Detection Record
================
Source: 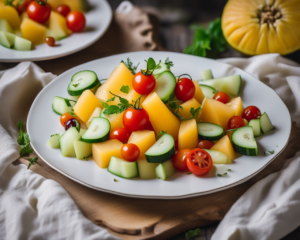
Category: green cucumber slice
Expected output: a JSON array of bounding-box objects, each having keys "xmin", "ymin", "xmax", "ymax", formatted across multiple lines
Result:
[
  {"xmin": 232, "ymin": 126, "xmax": 258, "ymax": 156},
  {"xmin": 200, "ymin": 69, "xmax": 213, "ymax": 80},
  {"xmin": 108, "ymin": 156, "xmax": 139, "ymax": 178},
  {"xmin": 73, "ymin": 140, "xmax": 92, "ymax": 160},
  {"xmin": 199, "ymin": 84, "xmax": 218, "ymax": 98},
  {"xmin": 204, "ymin": 149, "xmax": 229, "ymax": 164},
  {"xmin": 13, "ymin": 36, "xmax": 32, "ymax": 51},
  {"xmin": 145, "ymin": 133, "xmax": 175, "ymax": 163},
  {"xmin": 68, "ymin": 70, "xmax": 100, "ymax": 96},
  {"xmin": 0, "ymin": 19, "xmax": 13, "ymax": 33},
  {"xmin": 154, "ymin": 71, "xmax": 176, "ymax": 102},
  {"xmin": 260, "ymin": 112, "xmax": 274, "ymax": 134},
  {"xmin": 155, "ymin": 159, "xmax": 175, "ymax": 180},
  {"xmin": 47, "ymin": 134, "xmax": 60, "ymax": 148},
  {"xmin": 0, "ymin": 31, "xmax": 14, "ymax": 48},
  {"xmin": 59, "ymin": 127, "xmax": 81, "ymax": 157},
  {"xmin": 153, "ymin": 62, "xmax": 170, "ymax": 77},
  {"xmin": 248, "ymin": 119, "xmax": 261, "ymax": 137},
  {"xmin": 82, "ymin": 117, "xmax": 110, "ymax": 143},
  {"xmin": 197, "ymin": 122, "xmax": 224, "ymax": 141},
  {"xmin": 200, "ymin": 75, "xmax": 242, "ymax": 95},
  {"xmin": 52, "ymin": 96, "xmax": 73, "ymax": 115}
]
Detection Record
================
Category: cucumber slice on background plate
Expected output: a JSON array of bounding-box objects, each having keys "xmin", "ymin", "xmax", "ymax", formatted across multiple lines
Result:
[
  {"xmin": 154, "ymin": 71, "xmax": 176, "ymax": 102},
  {"xmin": 248, "ymin": 119, "xmax": 261, "ymax": 137},
  {"xmin": 108, "ymin": 156, "xmax": 139, "ymax": 178},
  {"xmin": 155, "ymin": 160, "xmax": 175, "ymax": 180},
  {"xmin": 52, "ymin": 96, "xmax": 74, "ymax": 115},
  {"xmin": 14, "ymin": 36, "xmax": 32, "ymax": 51},
  {"xmin": 145, "ymin": 133, "xmax": 175, "ymax": 163},
  {"xmin": 59, "ymin": 127, "xmax": 81, "ymax": 157},
  {"xmin": 68, "ymin": 70, "xmax": 100, "ymax": 96},
  {"xmin": 199, "ymin": 84, "xmax": 218, "ymax": 99},
  {"xmin": 153, "ymin": 63, "xmax": 170, "ymax": 77},
  {"xmin": 200, "ymin": 75, "xmax": 242, "ymax": 96},
  {"xmin": 232, "ymin": 126, "xmax": 258, "ymax": 156},
  {"xmin": 200, "ymin": 69, "xmax": 213, "ymax": 80},
  {"xmin": 260, "ymin": 112, "xmax": 274, "ymax": 134},
  {"xmin": 0, "ymin": 31, "xmax": 14, "ymax": 48},
  {"xmin": 204, "ymin": 149, "xmax": 230, "ymax": 164},
  {"xmin": 197, "ymin": 122, "xmax": 224, "ymax": 141},
  {"xmin": 82, "ymin": 117, "xmax": 110, "ymax": 143}
]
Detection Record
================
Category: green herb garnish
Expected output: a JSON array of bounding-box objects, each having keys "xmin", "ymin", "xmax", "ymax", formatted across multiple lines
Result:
[
  {"xmin": 26, "ymin": 157, "xmax": 38, "ymax": 169},
  {"xmin": 190, "ymin": 107, "xmax": 201, "ymax": 117},
  {"xmin": 264, "ymin": 150, "xmax": 275, "ymax": 155},
  {"xmin": 121, "ymin": 58, "xmax": 139, "ymax": 75},
  {"xmin": 141, "ymin": 57, "xmax": 161, "ymax": 75},
  {"xmin": 156, "ymin": 130, "xmax": 167, "ymax": 140},
  {"xmin": 4, "ymin": 0, "xmax": 14, "ymax": 6},
  {"xmin": 185, "ymin": 228, "xmax": 201, "ymax": 239},
  {"xmin": 106, "ymin": 96, "xmax": 116, "ymax": 102},
  {"xmin": 73, "ymin": 83, "xmax": 79, "ymax": 87},
  {"xmin": 114, "ymin": 179, "xmax": 117, "ymax": 182},
  {"xmin": 164, "ymin": 57, "xmax": 174, "ymax": 69},
  {"xmin": 50, "ymin": 134, "xmax": 59, "ymax": 137},
  {"xmin": 217, "ymin": 172, "xmax": 228, "ymax": 177},
  {"xmin": 17, "ymin": 121, "xmax": 34, "ymax": 156},
  {"xmin": 120, "ymin": 85, "xmax": 130, "ymax": 94},
  {"xmin": 187, "ymin": 172, "xmax": 192, "ymax": 175},
  {"xmin": 101, "ymin": 91, "xmax": 132, "ymax": 115}
]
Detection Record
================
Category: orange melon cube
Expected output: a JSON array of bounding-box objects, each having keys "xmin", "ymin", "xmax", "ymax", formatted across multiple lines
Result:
[
  {"xmin": 20, "ymin": 18, "xmax": 47, "ymax": 45},
  {"xmin": 226, "ymin": 97, "xmax": 244, "ymax": 116},
  {"xmin": 179, "ymin": 98, "xmax": 201, "ymax": 119},
  {"xmin": 211, "ymin": 135, "xmax": 235, "ymax": 162},
  {"xmin": 126, "ymin": 89, "xmax": 146, "ymax": 105},
  {"xmin": 103, "ymin": 112, "xmax": 124, "ymax": 132},
  {"xmin": 193, "ymin": 80, "xmax": 205, "ymax": 104},
  {"xmin": 0, "ymin": 6, "xmax": 21, "ymax": 28},
  {"xmin": 178, "ymin": 119, "xmax": 198, "ymax": 150},
  {"xmin": 128, "ymin": 130, "xmax": 156, "ymax": 159}
]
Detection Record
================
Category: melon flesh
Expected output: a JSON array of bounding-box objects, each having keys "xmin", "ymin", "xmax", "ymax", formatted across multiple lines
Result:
[
  {"xmin": 178, "ymin": 119, "xmax": 198, "ymax": 150},
  {"xmin": 49, "ymin": 11, "xmax": 71, "ymax": 40},
  {"xmin": 0, "ymin": 6, "xmax": 21, "ymax": 28},
  {"xmin": 179, "ymin": 98, "xmax": 201, "ymax": 119},
  {"xmin": 20, "ymin": 18, "xmax": 47, "ymax": 45},
  {"xmin": 193, "ymin": 80, "xmax": 205, "ymax": 104},
  {"xmin": 211, "ymin": 135, "xmax": 235, "ymax": 162},
  {"xmin": 226, "ymin": 97, "xmax": 243, "ymax": 116},
  {"xmin": 128, "ymin": 130, "xmax": 156, "ymax": 159}
]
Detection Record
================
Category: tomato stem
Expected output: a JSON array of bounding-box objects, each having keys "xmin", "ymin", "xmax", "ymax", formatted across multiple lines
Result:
[
  {"xmin": 177, "ymin": 74, "xmax": 193, "ymax": 81},
  {"xmin": 133, "ymin": 95, "xmax": 143, "ymax": 110},
  {"xmin": 37, "ymin": 0, "xmax": 47, "ymax": 6}
]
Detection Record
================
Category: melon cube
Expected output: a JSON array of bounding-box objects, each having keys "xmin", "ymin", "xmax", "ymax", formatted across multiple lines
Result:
[
  {"xmin": 73, "ymin": 90, "xmax": 103, "ymax": 123},
  {"xmin": 20, "ymin": 18, "xmax": 47, "ymax": 45},
  {"xmin": 128, "ymin": 130, "xmax": 156, "ymax": 159},
  {"xmin": 0, "ymin": 6, "xmax": 21, "ymax": 28},
  {"xmin": 179, "ymin": 98, "xmax": 201, "ymax": 119},
  {"xmin": 49, "ymin": 11, "xmax": 71, "ymax": 40},
  {"xmin": 92, "ymin": 139, "xmax": 123, "ymax": 168},
  {"xmin": 48, "ymin": 0, "xmax": 90, "ymax": 11},
  {"xmin": 137, "ymin": 159, "xmax": 159, "ymax": 179},
  {"xmin": 0, "ymin": 19, "xmax": 13, "ymax": 33},
  {"xmin": 178, "ymin": 119, "xmax": 198, "ymax": 150},
  {"xmin": 102, "ymin": 112, "xmax": 124, "ymax": 132},
  {"xmin": 211, "ymin": 135, "xmax": 235, "ymax": 162},
  {"xmin": 200, "ymin": 98, "xmax": 235, "ymax": 130},
  {"xmin": 74, "ymin": 141, "xmax": 92, "ymax": 160},
  {"xmin": 126, "ymin": 89, "xmax": 146, "ymax": 105},
  {"xmin": 193, "ymin": 80, "xmax": 205, "ymax": 104},
  {"xmin": 142, "ymin": 92, "xmax": 180, "ymax": 140},
  {"xmin": 226, "ymin": 97, "xmax": 244, "ymax": 116}
]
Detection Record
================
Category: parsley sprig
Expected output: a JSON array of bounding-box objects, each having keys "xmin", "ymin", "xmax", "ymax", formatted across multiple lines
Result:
[
  {"xmin": 217, "ymin": 169, "xmax": 231, "ymax": 177},
  {"xmin": 185, "ymin": 228, "xmax": 201, "ymax": 239},
  {"xmin": 166, "ymin": 98, "xmax": 201, "ymax": 121},
  {"xmin": 120, "ymin": 85, "xmax": 130, "ymax": 94},
  {"xmin": 26, "ymin": 157, "xmax": 38, "ymax": 169},
  {"xmin": 164, "ymin": 57, "xmax": 174, "ymax": 69},
  {"xmin": 141, "ymin": 57, "xmax": 161, "ymax": 76},
  {"xmin": 156, "ymin": 130, "xmax": 167, "ymax": 140},
  {"xmin": 121, "ymin": 58, "xmax": 139, "ymax": 75},
  {"xmin": 17, "ymin": 121, "xmax": 34, "ymax": 156}
]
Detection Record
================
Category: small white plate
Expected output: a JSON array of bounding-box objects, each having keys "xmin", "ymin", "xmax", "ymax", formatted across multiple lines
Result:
[
  {"xmin": 0, "ymin": 0, "xmax": 112, "ymax": 62},
  {"xmin": 27, "ymin": 51, "xmax": 291, "ymax": 199}
]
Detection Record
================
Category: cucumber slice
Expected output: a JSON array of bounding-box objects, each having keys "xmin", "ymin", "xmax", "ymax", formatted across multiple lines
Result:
[
  {"xmin": 145, "ymin": 134, "xmax": 175, "ymax": 163},
  {"xmin": 200, "ymin": 69, "xmax": 213, "ymax": 80},
  {"xmin": 0, "ymin": 31, "xmax": 14, "ymax": 48},
  {"xmin": 0, "ymin": 19, "xmax": 13, "ymax": 33},
  {"xmin": 73, "ymin": 140, "xmax": 92, "ymax": 160},
  {"xmin": 82, "ymin": 117, "xmax": 110, "ymax": 143},
  {"xmin": 204, "ymin": 149, "xmax": 230, "ymax": 164},
  {"xmin": 13, "ymin": 36, "xmax": 32, "ymax": 51},
  {"xmin": 108, "ymin": 156, "xmax": 139, "ymax": 178},
  {"xmin": 52, "ymin": 96, "xmax": 73, "ymax": 115},
  {"xmin": 232, "ymin": 126, "xmax": 258, "ymax": 156},
  {"xmin": 59, "ymin": 127, "xmax": 81, "ymax": 157},
  {"xmin": 153, "ymin": 63, "xmax": 170, "ymax": 77},
  {"xmin": 248, "ymin": 119, "xmax": 261, "ymax": 137},
  {"xmin": 260, "ymin": 112, "xmax": 274, "ymax": 134},
  {"xmin": 137, "ymin": 159, "xmax": 159, "ymax": 179},
  {"xmin": 47, "ymin": 134, "xmax": 60, "ymax": 148},
  {"xmin": 155, "ymin": 159, "xmax": 175, "ymax": 180},
  {"xmin": 197, "ymin": 122, "xmax": 224, "ymax": 141},
  {"xmin": 199, "ymin": 84, "xmax": 218, "ymax": 98},
  {"xmin": 200, "ymin": 75, "xmax": 242, "ymax": 95},
  {"xmin": 154, "ymin": 71, "xmax": 176, "ymax": 102},
  {"xmin": 68, "ymin": 70, "xmax": 100, "ymax": 96}
]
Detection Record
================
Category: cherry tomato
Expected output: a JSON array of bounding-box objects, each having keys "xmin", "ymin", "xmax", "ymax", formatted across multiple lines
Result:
[
  {"xmin": 60, "ymin": 112, "xmax": 81, "ymax": 127},
  {"xmin": 242, "ymin": 106, "xmax": 261, "ymax": 122},
  {"xmin": 123, "ymin": 107, "xmax": 149, "ymax": 131},
  {"xmin": 56, "ymin": 4, "xmax": 70, "ymax": 17},
  {"xmin": 15, "ymin": 0, "xmax": 34, "ymax": 15},
  {"xmin": 186, "ymin": 149, "xmax": 212, "ymax": 176},
  {"xmin": 144, "ymin": 121, "xmax": 154, "ymax": 131},
  {"xmin": 175, "ymin": 78, "xmax": 195, "ymax": 102},
  {"xmin": 45, "ymin": 36, "xmax": 55, "ymax": 46},
  {"xmin": 27, "ymin": 0, "xmax": 51, "ymax": 24},
  {"xmin": 65, "ymin": 119, "xmax": 80, "ymax": 131},
  {"xmin": 121, "ymin": 143, "xmax": 140, "ymax": 162},
  {"xmin": 213, "ymin": 92, "xmax": 231, "ymax": 104},
  {"xmin": 228, "ymin": 116, "xmax": 246, "ymax": 129},
  {"xmin": 66, "ymin": 11, "xmax": 86, "ymax": 32},
  {"xmin": 175, "ymin": 139, "xmax": 179, "ymax": 151},
  {"xmin": 109, "ymin": 128, "xmax": 132, "ymax": 143},
  {"xmin": 132, "ymin": 72, "xmax": 156, "ymax": 95},
  {"xmin": 197, "ymin": 140, "xmax": 214, "ymax": 149},
  {"xmin": 172, "ymin": 149, "xmax": 190, "ymax": 171}
]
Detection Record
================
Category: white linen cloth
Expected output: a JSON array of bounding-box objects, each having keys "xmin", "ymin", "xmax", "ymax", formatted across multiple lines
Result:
[{"xmin": 0, "ymin": 53, "xmax": 299, "ymax": 240}]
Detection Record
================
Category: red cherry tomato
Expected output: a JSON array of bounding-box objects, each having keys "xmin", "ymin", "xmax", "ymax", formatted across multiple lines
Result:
[
  {"xmin": 109, "ymin": 128, "xmax": 132, "ymax": 143},
  {"xmin": 175, "ymin": 78, "xmax": 195, "ymax": 102},
  {"xmin": 213, "ymin": 92, "xmax": 231, "ymax": 104},
  {"xmin": 186, "ymin": 149, "xmax": 212, "ymax": 176},
  {"xmin": 174, "ymin": 139, "xmax": 179, "ymax": 152},
  {"xmin": 45, "ymin": 36, "xmax": 55, "ymax": 46},
  {"xmin": 15, "ymin": 0, "xmax": 34, "ymax": 15},
  {"xmin": 66, "ymin": 11, "xmax": 86, "ymax": 32},
  {"xmin": 242, "ymin": 106, "xmax": 261, "ymax": 122},
  {"xmin": 60, "ymin": 112, "xmax": 81, "ymax": 127},
  {"xmin": 172, "ymin": 149, "xmax": 190, "ymax": 171},
  {"xmin": 144, "ymin": 121, "xmax": 154, "ymax": 131},
  {"xmin": 228, "ymin": 116, "xmax": 246, "ymax": 130},
  {"xmin": 27, "ymin": 0, "xmax": 51, "ymax": 24},
  {"xmin": 197, "ymin": 140, "xmax": 214, "ymax": 149},
  {"xmin": 132, "ymin": 72, "xmax": 156, "ymax": 95},
  {"xmin": 56, "ymin": 4, "xmax": 70, "ymax": 17},
  {"xmin": 123, "ymin": 107, "xmax": 149, "ymax": 131},
  {"xmin": 121, "ymin": 143, "xmax": 140, "ymax": 162}
]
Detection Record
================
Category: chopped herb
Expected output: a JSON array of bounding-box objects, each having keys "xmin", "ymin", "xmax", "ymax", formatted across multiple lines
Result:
[
  {"xmin": 101, "ymin": 91, "xmax": 132, "ymax": 115},
  {"xmin": 106, "ymin": 96, "xmax": 115, "ymax": 102},
  {"xmin": 17, "ymin": 121, "xmax": 33, "ymax": 156},
  {"xmin": 72, "ymin": 83, "xmax": 79, "ymax": 87},
  {"xmin": 101, "ymin": 101, "xmax": 110, "ymax": 109},
  {"xmin": 217, "ymin": 172, "xmax": 228, "ymax": 177},
  {"xmin": 99, "ymin": 78, "xmax": 107, "ymax": 82},
  {"xmin": 26, "ymin": 157, "xmax": 38, "ymax": 169},
  {"xmin": 164, "ymin": 57, "xmax": 174, "ymax": 69},
  {"xmin": 50, "ymin": 134, "xmax": 59, "ymax": 137},
  {"xmin": 264, "ymin": 150, "xmax": 275, "ymax": 155},
  {"xmin": 227, "ymin": 169, "xmax": 232, "ymax": 171},
  {"xmin": 185, "ymin": 228, "xmax": 201, "ymax": 239},
  {"xmin": 187, "ymin": 172, "xmax": 192, "ymax": 175},
  {"xmin": 156, "ymin": 130, "xmax": 167, "ymax": 140},
  {"xmin": 69, "ymin": 111, "xmax": 76, "ymax": 117},
  {"xmin": 4, "ymin": 0, "xmax": 14, "ymax": 6},
  {"xmin": 168, "ymin": 100, "xmax": 183, "ymax": 112},
  {"xmin": 141, "ymin": 58, "xmax": 161, "ymax": 75},
  {"xmin": 190, "ymin": 107, "xmax": 201, "ymax": 117},
  {"xmin": 114, "ymin": 179, "xmax": 117, "ymax": 182},
  {"xmin": 120, "ymin": 85, "xmax": 130, "ymax": 94},
  {"xmin": 121, "ymin": 58, "xmax": 140, "ymax": 75}
]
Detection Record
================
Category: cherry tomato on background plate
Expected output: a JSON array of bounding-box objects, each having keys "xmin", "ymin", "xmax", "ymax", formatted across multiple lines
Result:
[
  {"xmin": 66, "ymin": 11, "xmax": 86, "ymax": 32},
  {"xmin": 228, "ymin": 116, "xmax": 246, "ymax": 130},
  {"xmin": 197, "ymin": 140, "xmax": 214, "ymax": 149},
  {"xmin": 56, "ymin": 4, "xmax": 70, "ymax": 17},
  {"xmin": 242, "ymin": 106, "xmax": 261, "ymax": 122},
  {"xmin": 109, "ymin": 128, "xmax": 132, "ymax": 143},
  {"xmin": 172, "ymin": 149, "xmax": 190, "ymax": 171},
  {"xmin": 213, "ymin": 92, "xmax": 231, "ymax": 104},
  {"xmin": 60, "ymin": 112, "xmax": 81, "ymax": 127},
  {"xmin": 123, "ymin": 107, "xmax": 149, "ymax": 132},
  {"xmin": 27, "ymin": 0, "xmax": 51, "ymax": 24},
  {"xmin": 132, "ymin": 72, "xmax": 156, "ymax": 95},
  {"xmin": 186, "ymin": 148, "xmax": 212, "ymax": 176},
  {"xmin": 175, "ymin": 77, "xmax": 195, "ymax": 102},
  {"xmin": 45, "ymin": 36, "xmax": 55, "ymax": 46},
  {"xmin": 121, "ymin": 143, "xmax": 140, "ymax": 162},
  {"xmin": 15, "ymin": 0, "xmax": 34, "ymax": 15}
]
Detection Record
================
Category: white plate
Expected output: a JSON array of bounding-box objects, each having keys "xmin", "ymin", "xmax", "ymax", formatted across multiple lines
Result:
[
  {"xmin": 0, "ymin": 0, "xmax": 112, "ymax": 62},
  {"xmin": 27, "ymin": 51, "xmax": 291, "ymax": 199}
]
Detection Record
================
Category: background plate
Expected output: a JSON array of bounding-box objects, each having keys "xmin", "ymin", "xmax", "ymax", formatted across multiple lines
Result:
[
  {"xmin": 0, "ymin": 0, "xmax": 112, "ymax": 62},
  {"xmin": 27, "ymin": 51, "xmax": 291, "ymax": 199}
]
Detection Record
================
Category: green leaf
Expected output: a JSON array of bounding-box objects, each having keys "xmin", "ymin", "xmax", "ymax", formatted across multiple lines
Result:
[
  {"xmin": 122, "ymin": 58, "xmax": 140, "ymax": 75},
  {"xmin": 185, "ymin": 228, "xmax": 201, "ymax": 239},
  {"xmin": 164, "ymin": 57, "xmax": 174, "ymax": 69},
  {"xmin": 120, "ymin": 85, "xmax": 130, "ymax": 94},
  {"xmin": 190, "ymin": 107, "xmax": 201, "ymax": 118},
  {"xmin": 147, "ymin": 57, "xmax": 156, "ymax": 70},
  {"xmin": 187, "ymin": 172, "xmax": 192, "ymax": 175},
  {"xmin": 217, "ymin": 172, "xmax": 228, "ymax": 177},
  {"xmin": 26, "ymin": 157, "xmax": 38, "ymax": 169},
  {"xmin": 101, "ymin": 101, "xmax": 110, "ymax": 109},
  {"xmin": 17, "ymin": 121, "xmax": 34, "ymax": 156},
  {"xmin": 106, "ymin": 96, "xmax": 116, "ymax": 102},
  {"xmin": 101, "ymin": 91, "xmax": 133, "ymax": 115},
  {"xmin": 156, "ymin": 130, "xmax": 167, "ymax": 140}
]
